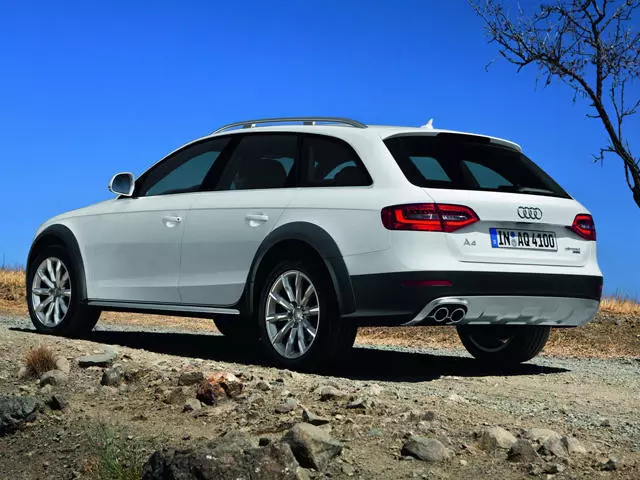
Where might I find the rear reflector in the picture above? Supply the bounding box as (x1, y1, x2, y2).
(402, 280, 452, 287)
(569, 214, 596, 241)
(381, 203, 479, 232)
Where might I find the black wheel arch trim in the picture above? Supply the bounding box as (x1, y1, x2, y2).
(244, 222, 355, 316)
(27, 224, 89, 301)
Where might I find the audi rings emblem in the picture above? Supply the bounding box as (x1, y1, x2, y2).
(517, 206, 543, 220)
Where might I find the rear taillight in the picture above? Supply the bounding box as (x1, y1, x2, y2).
(569, 214, 596, 241)
(381, 203, 479, 232)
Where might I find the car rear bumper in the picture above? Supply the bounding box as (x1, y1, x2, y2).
(343, 271, 602, 327)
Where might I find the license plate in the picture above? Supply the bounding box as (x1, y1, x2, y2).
(490, 228, 557, 251)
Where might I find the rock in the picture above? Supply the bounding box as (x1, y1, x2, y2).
(408, 410, 437, 422)
(539, 435, 568, 458)
(447, 393, 469, 404)
(0, 396, 38, 435)
(346, 397, 369, 410)
(320, 386, 347, 401)
(178, 370, 204, 386)
(208, 430, 257, 452)
(54, 357, 70, 374)
(561, 436, 586, 455)
(544, 462, 565, 474)
(302, 408, 331, 426)
(17, 366, 29, 379)
(401, 437, 451, 463)
(366, 384, 383, 396)
(275, 397, 298, 414)
(101, 365, 124, 387)
(477, 427, 517, 452)
(524, 428, 561, 444)
(507, 439, 539, 463)
(598, 457, 618, 471)
(40, 384, 53, 394)
(259, 437, 272, 447)
(164, 388, 188, 406)
(255, 380, 273, 391)
(77, 351, 117, 368)
(197, 372, 243, 405)
(39, 370, 68, 387)
(45, 394, 68, 411)
(183, 398, 202, 413)
(600, 418, 612, 427)
(142, 443, 306, 480)
(283, 423, 343, 471)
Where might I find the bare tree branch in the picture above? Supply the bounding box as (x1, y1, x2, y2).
(469, 0, 640, 208)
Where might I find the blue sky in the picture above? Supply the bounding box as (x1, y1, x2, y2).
(0, 0, 638, 295)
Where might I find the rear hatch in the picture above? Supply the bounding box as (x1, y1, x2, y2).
(384, 133, 595, 267)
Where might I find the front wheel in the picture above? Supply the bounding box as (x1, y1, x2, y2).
(27, 245, 101, 337)
(456, 325, 550, 366)
(257, 259, 356, 371)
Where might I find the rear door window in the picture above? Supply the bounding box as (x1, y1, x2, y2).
(384, 135, 570, 198)
(215, 134, 298, 190)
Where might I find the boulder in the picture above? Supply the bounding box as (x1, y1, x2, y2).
(507, 439, 539, 463)
(40, 370, 68, 387)
(54, 357, 70, 374)
(275, 397, 298, 414)
(539, 435, 568, 458)
(562, 436, 587, 455)
(0, 396, 38, 436)
(401, 437, 452, 462)
(477, 426, 517, 452)
(282, 423, 342, 471)
(183, 398, 202, 413)
(524, 428, 561, 444)
(45, 394, 68, 411)
(142, 443, 306, 480)
(164, 388, 188, 406)
(178, 370, 204, 386)
(101, 365, 124, 387)
(319, 386, 347, 401)
(301, 408, 331, 426)
(77, 351, 117, 368)
(197, 372, 243, 405)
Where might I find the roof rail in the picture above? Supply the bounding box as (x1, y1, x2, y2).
(212, 117, 367, 134)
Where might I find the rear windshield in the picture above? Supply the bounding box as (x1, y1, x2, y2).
(384, 135, 570, 198)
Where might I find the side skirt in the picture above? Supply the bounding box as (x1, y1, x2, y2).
(86, 300, 240, 319)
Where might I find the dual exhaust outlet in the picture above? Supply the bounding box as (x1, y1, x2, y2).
(427, 304, 468, 325)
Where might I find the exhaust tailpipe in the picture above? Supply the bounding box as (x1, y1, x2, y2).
(433, 307, 449, 322)
(427, 304, 468, 324)
(449, 307, 467, 324)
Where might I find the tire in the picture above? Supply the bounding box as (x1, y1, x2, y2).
(213, 314, 257, 341)
(27, 245, 101, 337)
(257, 259, 357, 371)
(456, 325, 550, 366)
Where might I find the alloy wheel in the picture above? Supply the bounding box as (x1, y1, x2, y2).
(31, 257, 72, 327)
(265, 270, 319, 359)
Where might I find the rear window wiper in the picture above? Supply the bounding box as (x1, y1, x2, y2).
(497, 185, 559, 196)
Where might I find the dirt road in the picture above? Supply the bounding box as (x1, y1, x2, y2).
(0, 313, 638, 479)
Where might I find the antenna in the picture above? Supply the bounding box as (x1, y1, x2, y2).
(421, 118, 434, 129)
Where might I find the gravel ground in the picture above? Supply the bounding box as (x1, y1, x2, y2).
(1, 313, 639, 479)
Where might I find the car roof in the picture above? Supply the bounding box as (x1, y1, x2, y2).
(197, 123, 522, 152)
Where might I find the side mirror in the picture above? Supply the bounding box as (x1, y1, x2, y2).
(108, 172, 135, 197)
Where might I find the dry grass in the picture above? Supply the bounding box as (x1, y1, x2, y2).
(600, 292, 640, 316)
(1, 268, 638, 358)
(24, 345, 58, 378)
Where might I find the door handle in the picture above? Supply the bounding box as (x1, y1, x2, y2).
(162, 215, 183, 227)
(245, 213, 269, 227)
(245, 214, 269, 222)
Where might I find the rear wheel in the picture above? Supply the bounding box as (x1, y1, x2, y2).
(27, 245, 101, 337)
(456, 325, 550, 366)
(257, 259, 356, 371)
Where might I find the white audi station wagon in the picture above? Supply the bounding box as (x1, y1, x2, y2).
(27, 117, 602, 369)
